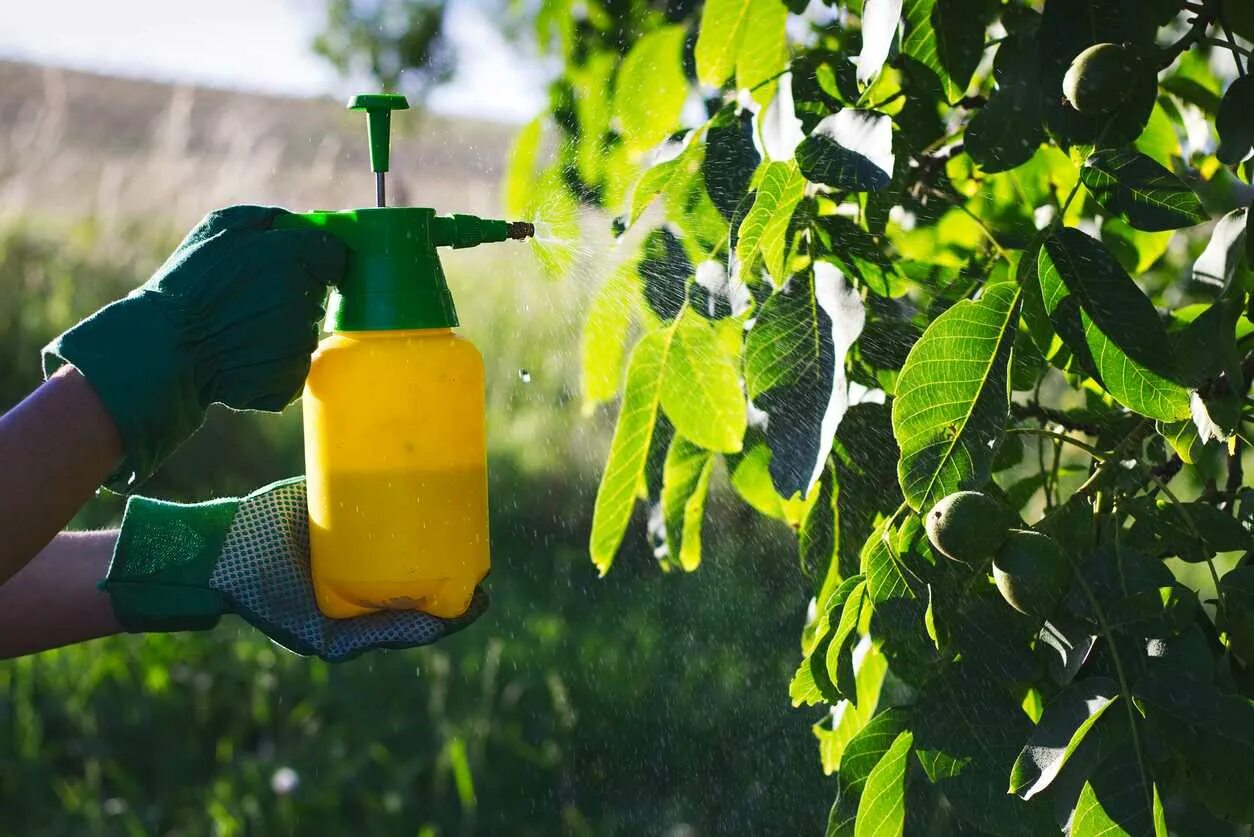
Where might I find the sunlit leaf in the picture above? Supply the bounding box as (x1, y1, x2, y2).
(736, 161, 807, 283)
(892, 282, 1020, 512)
(798, 110, 895, 192)
(827, 579, 869, 701)
(658, 307, 747, 453)
(614, 26, 688, 152)
(1192, 207, 1247, 291)
(581, 260, 638, 411)
(1071, 744, 1168, 837)
(814, 636, 890, 774)
(853, 729, 912, 837)
(502, 116, 542, 218)
(1009, 677, 1119, 800)
(660, 435, 715, 571)
(736, 0, 789, 104)
(745, 262, 867, 499)
(1037, 228, 1191, 422)
(1080, 149, 1206, 232)
(695, 0, 754, 87)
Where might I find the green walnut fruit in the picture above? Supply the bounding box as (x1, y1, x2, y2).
(1062, 43, 1144, 115)
(992, 530, 1071, 617)
(925, 491, 1016, 563)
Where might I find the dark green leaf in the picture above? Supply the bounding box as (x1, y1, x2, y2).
(797, 110, 896, 191)
(1037, 228, 1191, 421)
(801, 458, 839, 582)
(1217, 74, 1254, 165)
(947, 594, 1040, 685)
(892, 282, 1020, 512)
(1219, 566, 1254, 665)
(638, 227, 691, 321)
(1080, 149, 1206, 232)
(791, 575, 868, 707)
(854, 729, 913, 837)
(704, 107, 761, 220)
(745, 263, 866, 499)
(827, 579, 869, 702)
(965, 26, 1044, 172)
(660, 436, 715, 572)
(833, 404, 904, 581)
(862, 518, 936, 675)
(814, 215, 904, 297)
(913, 664, 1052, 834)
(901, 0, 989, 104)
(1009, 677, 1119, 799)
(1070, 742, 1167, 837)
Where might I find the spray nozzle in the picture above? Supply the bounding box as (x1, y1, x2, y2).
(430, 214, 535, 249)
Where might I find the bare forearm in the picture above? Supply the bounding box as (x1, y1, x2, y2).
(0, 530, 121, 659)
(0, 366, 121, 584)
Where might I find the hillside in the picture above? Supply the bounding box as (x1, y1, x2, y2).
(0, 59, 519, 227)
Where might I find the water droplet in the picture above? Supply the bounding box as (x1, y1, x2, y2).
(518, 369, 532, 383)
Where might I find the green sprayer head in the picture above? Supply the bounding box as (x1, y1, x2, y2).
(274, 93, 534, 332)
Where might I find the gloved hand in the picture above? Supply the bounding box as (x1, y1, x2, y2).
(44, 206, 345, 492)
(102, 478, 485, 662)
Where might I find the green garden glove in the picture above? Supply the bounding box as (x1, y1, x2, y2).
(103, 478, 485, 662)
(44, 206, 345, 492)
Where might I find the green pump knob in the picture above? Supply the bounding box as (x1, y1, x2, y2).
(349, 93, 409, 206)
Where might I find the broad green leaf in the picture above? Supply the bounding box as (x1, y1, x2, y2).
(660, 435, 714, 571)
(792, 576, 867, 706)
(660, 307, 746, 453)
(1009, 677, 1119, 800)
(861, 518, 933, 671)
(704, 107, 761, 220)
(815, 636, 890, 774)
(892, 282, 1020, 512)
(856, 0, 903, 86)
(965, 26, 1044, 172)
(572, 53, 617, 184)
(901, 0, 987, 104)
(736, 161, 806, 282)
(729, 437, 791, 522)
(1217, 74, 1254, 165)
(694, 0, 753, 87)
(526, 163, 582, 279)
(1101, 218, 1173, 276)
(1080, 149, 1206, 232)
(1037, 229, 1191, 422)
(913, 664, 1051, 835)
(589, 330, 668, 574)
(839, 707, 913, 794)
(614, 26, 687, 152)
(1071, 745, 1167, 837)
(798, 110, 895, 191)
(1136, 664, 1254, 822)
(502, 117, 542, 218)
(627, 157, 679, 227)
(638, 227, 692, 321)
(814, 215, 905, 298)
(581, 260, 638, 412)
(736, 0, 788, 104)
(1192, 207, 1247, 291)
(745, 263, 866, 498)
(826, 579, 868, 702)
(854, 730, 912, 837)
(1155, 418, 1208, 465)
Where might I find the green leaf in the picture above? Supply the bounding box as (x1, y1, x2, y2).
(901, 0, 988, 104)
(1071, 744, 1167, 837)
(736, 161, 806, 282)
(832, 403, 904, 581)
(614, 26, 688, 152)
(802, 458, 838, 582)
(861, 518, 934, 672)
(503, 117, 542, 218)
(695, 0, 754, 87)
(1192, 207, 1247, 291)
(856, 0, 904, 86)
(1009, 677, 1119, 800)
(1037, 228, 1191, 422)
(659, 307, 746, 453)
(704, 107, 762, 220)
(638, 227, 692, 321)
(841, 707, 914, 793)
(1217, 74, 1254, 165)
(853, 729, 913, 837)
(581, 261, 638, 411)
(913, 664, 1050, 834)
(745, 263, 866, 498)
(797, 110, 896, 191)
(735, 0, 789, 104)
(792, 576, 868, 707)
(627, 157, 679, 228)
(1155, 418, 1208, 465)
(964, 26, 1044, 172)
(660, 436, 715, 571)
(827, 579, 869, 701)
(589, 330, 668, 574)
(815, 637, 890, 774)
(892, 282, 1020, 512)
(1079, 149, 1206, 232)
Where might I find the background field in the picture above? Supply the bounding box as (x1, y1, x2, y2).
(0, 60, 826, 834)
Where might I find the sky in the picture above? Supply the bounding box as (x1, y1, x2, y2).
(0, 0, 550, 123)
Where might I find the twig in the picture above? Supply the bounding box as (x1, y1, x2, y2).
(1006, 426, 1108, 461)
(1160, 1, 1219, 68)
(1011, 401, 1103, 434)
(1220, 18, 1248, 76)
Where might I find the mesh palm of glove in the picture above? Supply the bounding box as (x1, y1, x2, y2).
(104, 478, 486, 662)
(44, 206, 344, 492)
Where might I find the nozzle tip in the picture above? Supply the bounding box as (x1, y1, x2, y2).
(507, 221, 535, 240)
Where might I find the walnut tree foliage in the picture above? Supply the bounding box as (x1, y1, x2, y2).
(497, 0, 1254, 833)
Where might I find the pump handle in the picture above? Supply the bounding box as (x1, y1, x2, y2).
(349, 93, 409, 174)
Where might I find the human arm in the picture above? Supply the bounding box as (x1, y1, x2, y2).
(0, 367, 122, 586)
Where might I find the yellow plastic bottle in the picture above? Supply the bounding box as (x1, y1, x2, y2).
(280, 95, 532, 619)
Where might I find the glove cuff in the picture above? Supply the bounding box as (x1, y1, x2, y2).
(104, 493, 238, 632)
(43, 292, 203, 493)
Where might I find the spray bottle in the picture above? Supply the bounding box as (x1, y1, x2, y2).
(279, 94, 533, 619)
